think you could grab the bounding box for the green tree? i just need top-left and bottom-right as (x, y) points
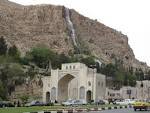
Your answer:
(135, 68), (144, 80)
(0, 80), (6, 100)
(28, 46), (56, 68)
(80, 56), (95, 67)
(8, 45), (20, 58)
(100, 63), (116, 77)
(52, 53), (71, 69)
(0, 63), (25, 97)
(0, 36), (7, 55)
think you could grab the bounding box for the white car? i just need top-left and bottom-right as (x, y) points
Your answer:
(62, 99), (87, 106)
(62, 99), (75, 106)
(115, 99), (135, 105)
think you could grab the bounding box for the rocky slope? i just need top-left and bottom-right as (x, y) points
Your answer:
(0, 0), (149, 71)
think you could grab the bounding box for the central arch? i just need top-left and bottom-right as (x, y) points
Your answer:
(58, 74), (75, 102)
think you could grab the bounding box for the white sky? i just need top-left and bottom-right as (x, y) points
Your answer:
(9, 0), (150, 66)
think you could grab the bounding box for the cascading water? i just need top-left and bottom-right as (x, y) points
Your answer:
(65, 7), (78, 47)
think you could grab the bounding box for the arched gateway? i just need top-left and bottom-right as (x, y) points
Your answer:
(42, 63), (106, 103)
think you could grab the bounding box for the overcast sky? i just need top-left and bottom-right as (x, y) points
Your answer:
(9, 0), (150, 66)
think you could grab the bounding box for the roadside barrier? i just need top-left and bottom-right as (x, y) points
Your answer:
(23, 105), (130, 113)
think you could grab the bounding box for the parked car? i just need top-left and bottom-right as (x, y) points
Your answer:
(0, 101), (14, 107)
(108, 98), (116, 104)
(73, 99), (87, 105)
(62, 99), (87, 106)
(94, 100), (105, 105)
(133, 101), (150, 111)
(0, 101), (5, 108)
(115, 99), (135, 105)
(25, 100), (44, 107)
(103, 99), (109, 104)
(62, 99), (75, 106)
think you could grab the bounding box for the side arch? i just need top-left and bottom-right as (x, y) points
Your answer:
(46, 92), (50, 103)
(79, 86), (85, 99)
(51, 87), (56, 102)
(86, 90), (92, 103)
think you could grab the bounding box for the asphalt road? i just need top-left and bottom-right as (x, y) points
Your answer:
(84, 108), (150, 113)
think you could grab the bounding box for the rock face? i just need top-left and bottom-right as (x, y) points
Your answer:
(0, 0), (148, 70)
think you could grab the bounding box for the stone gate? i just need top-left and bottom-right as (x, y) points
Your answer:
(42, 63), (106, 103)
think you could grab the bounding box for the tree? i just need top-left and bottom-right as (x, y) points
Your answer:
(0, 80), (6, 100)
(100, 63), (117, 77)
(0, 63), (25, 97)
(28, 46), (56, 68)
(135, 68), (144, 81)
(114, 70), (124, 86)
(52, 53), (71, 69)
(124, 72), (136, 87)
(8, 45), (20, 58)
(0, 36), (7, 55)
(80, 56), (95, 68)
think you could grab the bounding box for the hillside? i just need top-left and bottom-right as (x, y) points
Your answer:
(0, 0), (149, 71)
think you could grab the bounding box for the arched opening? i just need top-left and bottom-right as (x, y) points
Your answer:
(58, 74), (74, 102)
(46, 92), (50, 103)
(86, 90), (92, 103)
(79, 86), (85, 99)
(51, 87), (56, 102)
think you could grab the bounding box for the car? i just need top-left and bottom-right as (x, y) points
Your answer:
(25, 100), (44, 107)
(73, 99), (87, 105)
(62, 99), (87, 106)
(0, 101), (5, 108)
(103, 99), (109, 104)
(62, 99), (75, 106)
(0, 101), (14, 107)
(94, 99), (105, 105)
(108, 98), (116, 104)
(115, 99), (135, 105)
(133, 101), (150, 111)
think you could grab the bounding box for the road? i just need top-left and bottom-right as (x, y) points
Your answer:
(84, 108), (150, 113)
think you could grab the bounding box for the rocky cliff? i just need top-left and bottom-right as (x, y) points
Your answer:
(0, 0), (149, 71)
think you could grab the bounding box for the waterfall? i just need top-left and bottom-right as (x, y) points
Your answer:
(65, 7), (78, 47)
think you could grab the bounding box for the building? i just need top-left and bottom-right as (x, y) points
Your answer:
(42, 62), (106, 103)
(106, 80), (150, 100)
(136, 80), (150, 100)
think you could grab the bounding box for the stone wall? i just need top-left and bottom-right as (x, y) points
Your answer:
(10, 76), (43, 102)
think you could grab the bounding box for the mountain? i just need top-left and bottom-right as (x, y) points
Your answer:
(0, 0), (149, 71)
